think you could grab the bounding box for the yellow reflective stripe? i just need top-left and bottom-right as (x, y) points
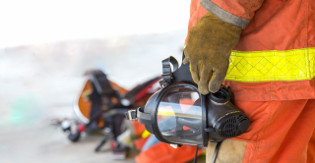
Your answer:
(141, 130), (150, 138)
(225, 48), (315, 82)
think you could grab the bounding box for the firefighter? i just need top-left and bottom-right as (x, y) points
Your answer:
(184, 0), (315, 162)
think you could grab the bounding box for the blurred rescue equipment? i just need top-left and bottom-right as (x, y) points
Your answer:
(57, 70), (160, 157)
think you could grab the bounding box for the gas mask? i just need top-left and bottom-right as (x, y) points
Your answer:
(126, 56), (250, 147)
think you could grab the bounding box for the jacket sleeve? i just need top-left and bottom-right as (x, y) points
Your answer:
(200, 0), (264, 29)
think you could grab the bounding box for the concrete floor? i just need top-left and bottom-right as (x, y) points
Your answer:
(0, 30), (186, 162)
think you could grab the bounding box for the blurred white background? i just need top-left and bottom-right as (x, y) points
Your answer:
(0, 0), (190, 48)
(0, 0), (190, 162)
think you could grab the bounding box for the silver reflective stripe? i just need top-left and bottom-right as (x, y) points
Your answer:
(200, 0), (250, 29)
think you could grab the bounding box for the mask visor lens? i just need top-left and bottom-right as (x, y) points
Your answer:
(157, 86), (203, 145)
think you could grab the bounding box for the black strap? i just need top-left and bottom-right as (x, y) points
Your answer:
(161, 56), (178, 87)
(94, 135), (111, 152)
(193, 146), (199, 163)
(90, 71), (113, 95)
(137, 108), (151, 120)
(125, 107), (151, 121)
(212, 141), (222, 163)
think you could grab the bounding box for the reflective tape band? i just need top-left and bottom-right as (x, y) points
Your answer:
(225, 48), (315, 82)
(200, 0), (250, 29)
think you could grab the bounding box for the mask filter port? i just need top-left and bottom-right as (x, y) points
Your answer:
(217, 114), (249, 138)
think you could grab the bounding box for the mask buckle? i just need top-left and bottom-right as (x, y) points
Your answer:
(125, 109), (137, 120)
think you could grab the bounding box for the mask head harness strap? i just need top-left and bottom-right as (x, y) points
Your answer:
(126, 107), (150, 121)
(161, 56), (179, 87)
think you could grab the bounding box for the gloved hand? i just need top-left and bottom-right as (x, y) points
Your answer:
(184, 12), (242, 95)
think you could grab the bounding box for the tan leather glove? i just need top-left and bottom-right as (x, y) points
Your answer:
(184, 12), (242, 95)
(206, 139), (247, 163)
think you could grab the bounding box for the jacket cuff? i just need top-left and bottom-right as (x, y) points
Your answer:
(200, 0), (250, 29)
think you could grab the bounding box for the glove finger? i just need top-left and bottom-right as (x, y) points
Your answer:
(198, 66), (213, 95)
(190, 63), (200, 84)
(183, 57), (190, 65)
(208, 70), (227, 93)
(183, 47), (190, 64)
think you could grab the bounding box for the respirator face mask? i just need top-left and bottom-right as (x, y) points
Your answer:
(126, 56), (250, 147)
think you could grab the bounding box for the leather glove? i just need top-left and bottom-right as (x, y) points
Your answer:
(207, 139), (247, 163)
(184, 12), (242, 95)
